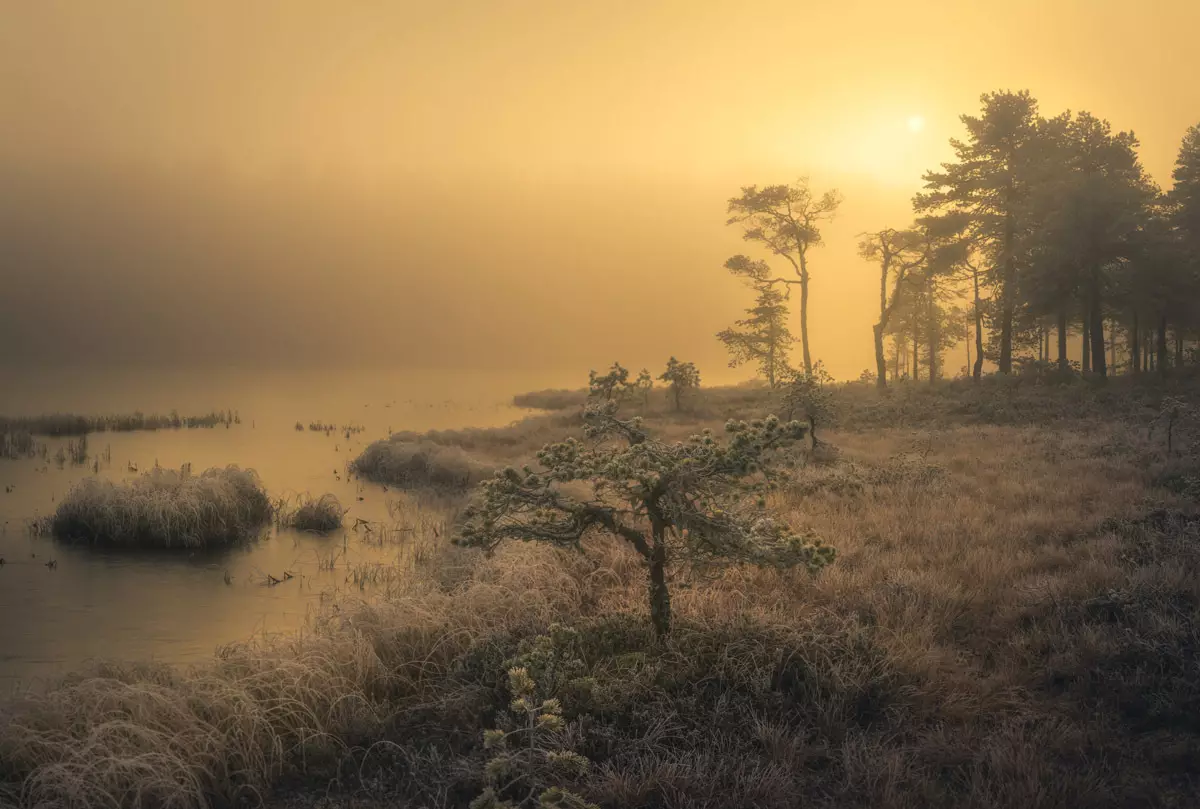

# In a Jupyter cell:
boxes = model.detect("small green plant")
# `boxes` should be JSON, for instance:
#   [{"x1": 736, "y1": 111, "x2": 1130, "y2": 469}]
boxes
[
  {"x1": 471, "y1": 643, "x2": 597, "y2": 809},
  {"x1": 658, "y1": 356, "x2": 701, "y2": 411},
  {"x1": 457, "y1": 399, "x2": 834, "y2": 637}
]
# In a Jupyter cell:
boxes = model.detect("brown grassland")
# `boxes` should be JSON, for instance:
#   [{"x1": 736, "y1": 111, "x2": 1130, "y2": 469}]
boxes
[{"x1": 2, "y1": 375, "x2": 1199, "y2": 808}]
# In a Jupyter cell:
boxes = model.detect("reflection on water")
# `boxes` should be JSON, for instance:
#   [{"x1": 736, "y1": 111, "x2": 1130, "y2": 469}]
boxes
[{"x1": 0, "y1": 367, "x2": 564, "y2": 687}]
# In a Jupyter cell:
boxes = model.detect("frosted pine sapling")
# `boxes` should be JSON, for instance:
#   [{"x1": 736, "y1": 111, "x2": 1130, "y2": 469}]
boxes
[
  {"x1": 456, "y1": 401, "x2": 834, "y2": 637},
  {"x1": 471, "y1": 662, "x2": 596, "y2": 809},
  {"x1": 658, "y1": 357, "x2": 701, "y2": 411},
  {"x1": 780, "y1": 361, "x2": 835, "y2": 446}
]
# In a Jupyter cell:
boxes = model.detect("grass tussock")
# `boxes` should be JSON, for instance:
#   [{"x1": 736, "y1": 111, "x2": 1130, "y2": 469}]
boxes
[
  {"x1": 0, "y1": 410, "x2": 240, "y2": 437},
  {"x1": 6, "y1": 390, "x2": 1200, "y2": 808},
  {"x1": 278, "y1": 493, "x2": 345, "y2": 533},
  {"x1": 40, "y1": 465, "x2": 273, "y2": 549},
  {"x1": 351, "y1": 439, "x2": 497, "y2": 492}
]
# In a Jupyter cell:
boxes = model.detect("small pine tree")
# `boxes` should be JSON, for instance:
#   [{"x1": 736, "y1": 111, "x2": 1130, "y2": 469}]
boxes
[
  {"x1": 457, "y1": 399, "x2": 834, "y2": 637},
  {"x1": 717, "y1": 257, "x2": 795, "y2": 386},
  {"x1": 658, "y1": 357, "x2": 701, "y2": 411},
  {"x1": 780, "y1": 361, "x2": 835, "y2": 445},
  {"x1": 587, "y1": 363, "x2": 630, "y2": 402},
  {"x1": 471, "y1": 660, "x2": 597, "y2": 809}
]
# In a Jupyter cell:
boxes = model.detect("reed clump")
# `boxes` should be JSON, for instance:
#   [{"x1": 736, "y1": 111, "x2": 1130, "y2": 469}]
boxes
[
  {"x1": 40, "y1": 465, "x2": 272, "y2": 549},
  {"x1": 0, "y1": 410, "x2": 239, "y2": 437},
  {"x1": 278, "y1": 493, "x2": 345, "y2": 533},
  {"x1": 0, "y1": 430, "x2": 41, "y2": 460}
]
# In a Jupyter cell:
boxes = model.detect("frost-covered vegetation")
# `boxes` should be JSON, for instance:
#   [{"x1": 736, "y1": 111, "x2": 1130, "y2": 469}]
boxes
[
  {"x1": 277, "y1": 493, "x2": 345, "y2": 533},
  {"x1": 352, "y1": 438, "x2": 495, "y2": 492},
  {"x1": 4, "y1": 380, "x2": 1200, "y2": 808},
  {"x1": 38, "y1": 465, "x2": 272, "y2": 549}
]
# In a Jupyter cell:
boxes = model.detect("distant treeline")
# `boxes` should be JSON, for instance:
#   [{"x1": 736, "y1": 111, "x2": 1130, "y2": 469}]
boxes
[{"x1": 0, "y1": 409, "x2": 240, "y2": 437}]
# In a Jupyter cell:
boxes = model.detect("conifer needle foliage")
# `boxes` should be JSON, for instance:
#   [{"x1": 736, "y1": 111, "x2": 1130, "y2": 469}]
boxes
[{"x1": 456, "y1": 400, "x2": 834, "y2": 636}]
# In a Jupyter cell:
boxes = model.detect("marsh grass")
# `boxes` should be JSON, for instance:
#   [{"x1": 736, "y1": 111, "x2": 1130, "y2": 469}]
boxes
[
  {"x1": 0, "y1": 410, "x2": 240, "y2": 437},
  {"x1": 39, "y1": 465, "x2": 273, "y2": 549},
  {"x1": 351, "y1": 439, "x2": 495, "y2": 492},
  {"x1": 277, "y1": 494, "x2": 346, "y2": 533},
  {"x1": 0, "y1": 430, "x2": 42, "y2": 460},
  {"x1": 4, "y1": 393, "x2": 1200, "y2": 808}
]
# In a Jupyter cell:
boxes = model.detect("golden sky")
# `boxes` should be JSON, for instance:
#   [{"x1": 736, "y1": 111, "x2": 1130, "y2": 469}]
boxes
[{"x1": 2, "y1": 0, "x2": 1198, "y2": 379}]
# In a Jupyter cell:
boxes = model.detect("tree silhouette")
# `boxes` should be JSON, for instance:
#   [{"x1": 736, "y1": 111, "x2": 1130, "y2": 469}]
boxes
[
  {"x1": 858, "y1": 228, "x2": 924, "y2": 388},
  {"x1": 916, "y1": 91, "x2": 1042, "y2": 375},
  {"x1": 717, "y1": 256, "x2": 796, "y2": 387},
  {"x1": 658, "y1": 357, "x2": 701, "y2": 411},
  {"x1": 727, "y1": 180, "x2": 843, "y2": 375}
]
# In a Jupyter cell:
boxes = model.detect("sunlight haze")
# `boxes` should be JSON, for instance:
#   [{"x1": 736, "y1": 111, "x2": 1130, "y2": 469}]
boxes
[{"x1": 2, "y1": 0, "x2": 1197, "y2": 379}]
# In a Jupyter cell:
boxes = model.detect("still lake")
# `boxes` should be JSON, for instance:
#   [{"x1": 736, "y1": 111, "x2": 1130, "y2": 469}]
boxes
[{"x1": 0, "y1": 367, "x2": 565, "y2": 688}]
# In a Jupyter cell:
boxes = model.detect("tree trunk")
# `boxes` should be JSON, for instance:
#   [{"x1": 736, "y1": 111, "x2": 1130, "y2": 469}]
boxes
[
  {"x1": 798, "y1": 254, "x2": 812, "y2": 376},
  {"x1": 999, "y1": 206, "x2": 1015, "y2": 374},
  {"x1": 1082, "y1": 312, "x2": 1091, "y2": 374},
  {"x1": 912, "y1": 323, "x2": 920, "y2": 382},
  {"x1": 966, "y1": 321, "x2": 972, "y2": 377},
  {"x1": 1158, "y1": 316, "x2": 1169, "y2": 378},
  {"x1": 766, "y1": 323, "x2": 777, "y2": 388},
  {"x1": 1057, "y1": 306, "x2": 1068, "y2": 370},
  {"x1": 1089, "y1": 270, "x2": 1107, "y2": 379},
  {"x1": 928, "y1": 278, "x2": 939, "y2": 384},
  {"x1": 1131, "y1": 313, "x2": 1141, "y2": 373},
  {"x1": 648, "y1": 528, "x2": 671, "y2": 638},
  {"x1": 873, "y1": 323, "x2": 888, "y2": 390},
  {"x1": 1176, "y1": 330, "x2": 1185, "y2": 369},
  {"x1": 972, "y1": 267, "x2": 984, "y2": 380},
  {"x1": 672, "y1": 385, "x2": 681, "y2": 411}
]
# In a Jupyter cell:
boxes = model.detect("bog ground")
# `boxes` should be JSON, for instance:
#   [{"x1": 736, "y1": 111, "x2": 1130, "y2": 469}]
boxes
[{"x1": 2, "y1": 377, "x2": 1199, "y2": 809}]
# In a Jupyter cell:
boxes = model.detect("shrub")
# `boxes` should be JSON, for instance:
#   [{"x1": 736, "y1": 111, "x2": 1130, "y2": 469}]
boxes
[{"x1": 42, "y1": 465, "x2": 273, "y2": 549}]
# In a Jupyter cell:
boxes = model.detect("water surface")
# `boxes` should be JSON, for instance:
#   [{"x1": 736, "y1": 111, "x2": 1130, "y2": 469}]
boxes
[{"x1": 0, "y1": 367, "x2": 563, "y2": 687}]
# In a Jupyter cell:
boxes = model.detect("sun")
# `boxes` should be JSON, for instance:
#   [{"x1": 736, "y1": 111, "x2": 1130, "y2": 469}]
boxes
[{"x1": 907, "y1": 115, "x2": 926, "y2": 133}]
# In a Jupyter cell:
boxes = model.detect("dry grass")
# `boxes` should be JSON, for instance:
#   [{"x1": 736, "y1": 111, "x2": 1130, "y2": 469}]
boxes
[
  {"x1": 351, "y1": 440, "x2": 496, "y2": 492},
  {"x1": 278, "y1": 494, "x2": 346, "y2": 533},
  {"x1": 40, "y1": 465, "x2": 273, "y2": 549},
  {"x1": 0, "y1": 429, "x2": 42, "y2": 460},
  {"x1": 4, "y1": 388, "x2": 1200, "y2": 808}
]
